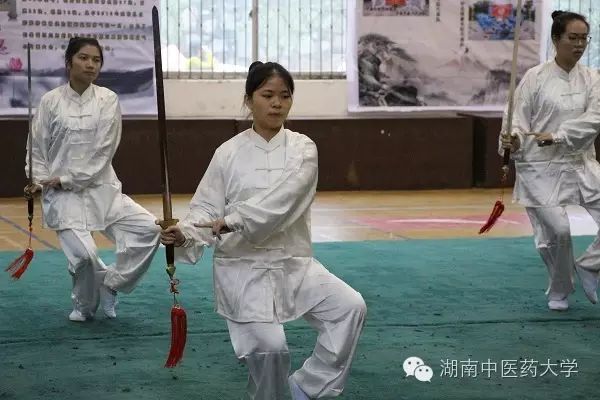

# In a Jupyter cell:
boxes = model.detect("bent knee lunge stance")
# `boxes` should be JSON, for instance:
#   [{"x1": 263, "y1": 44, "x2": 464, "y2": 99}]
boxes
[
  {"x1": 26, "y1": 37, "x2": 160, "y2": 321},
  {"x1": 159, "y1": 62, "x2": 366, "y2": 399}
]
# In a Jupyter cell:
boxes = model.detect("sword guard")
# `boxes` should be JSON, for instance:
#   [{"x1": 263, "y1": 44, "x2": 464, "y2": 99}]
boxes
[{"x1": 158, "y1": 218, "x2": 179, "y2": 230}]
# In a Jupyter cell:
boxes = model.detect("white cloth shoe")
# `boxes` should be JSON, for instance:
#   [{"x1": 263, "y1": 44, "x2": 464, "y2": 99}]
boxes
[
  {"x1": 100, "y1": 285, "x2": 118, "y2": 318},
  {"x1": 548, "y1": 299, "x2": 569, "y2": 311},
  {"x1": 69, "y1": 309, "x2": 91, "y2": 322},
  {"x1": 288, "y1": 376, "x2": 311, "y2": 400},
  {"x1": 575, "y1": 265, "x2": 599, "y2": 304}
]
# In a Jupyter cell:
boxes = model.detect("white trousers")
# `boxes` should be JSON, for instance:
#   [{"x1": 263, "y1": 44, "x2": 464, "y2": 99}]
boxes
[
  {"x1": 526, "y1": 205, "x2": 600, "y2": 301},
  {"x1": 226, "y1": 270, "x2": 366, "y2": 400},
  {"x1": 56, "y1": 201, "x2": 160, "y2": 316}
]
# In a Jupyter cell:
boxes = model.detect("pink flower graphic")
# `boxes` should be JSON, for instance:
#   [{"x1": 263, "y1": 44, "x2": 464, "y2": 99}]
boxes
[{"x1": 9, "y1": 57, "x2": 23, "y2": 72}]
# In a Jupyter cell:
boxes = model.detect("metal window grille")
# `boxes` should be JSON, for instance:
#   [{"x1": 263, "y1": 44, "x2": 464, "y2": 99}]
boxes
[{"x1": 160, "y1": 0, "x2": 347, "y2": 79}]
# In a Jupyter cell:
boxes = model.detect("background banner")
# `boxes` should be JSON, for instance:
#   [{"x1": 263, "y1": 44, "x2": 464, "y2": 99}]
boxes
[
  {"x1": 347, "y1": 0, "x2": 544, "y2": 112},
  {"x1": 0, "y1": 0, "x2": 157, "y2": 116}
]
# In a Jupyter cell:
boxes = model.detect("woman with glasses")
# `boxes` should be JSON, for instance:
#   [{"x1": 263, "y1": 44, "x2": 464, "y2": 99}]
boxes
[{"x1": 501, "y1": 10, "x2": 600, "y2": 311}]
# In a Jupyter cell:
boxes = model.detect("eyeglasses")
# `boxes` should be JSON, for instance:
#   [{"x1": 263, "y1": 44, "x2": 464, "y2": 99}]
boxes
[{"x1": 562, "y1": 34, "x2": 592, "y2": 45}]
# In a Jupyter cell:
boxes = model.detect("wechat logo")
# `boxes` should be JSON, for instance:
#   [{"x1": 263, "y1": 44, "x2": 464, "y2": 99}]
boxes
[{"x1": 403, "y1": 356, "x2": 434, "y2": 382}]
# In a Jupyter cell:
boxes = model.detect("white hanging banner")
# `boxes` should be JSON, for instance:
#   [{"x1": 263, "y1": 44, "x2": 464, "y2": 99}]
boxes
[
  {"x1": 0, "y1": 0, "x2": 157, "y2": 116},
  {"x1": 347, "y1": 0, "x2": 546, "y2": 112}
]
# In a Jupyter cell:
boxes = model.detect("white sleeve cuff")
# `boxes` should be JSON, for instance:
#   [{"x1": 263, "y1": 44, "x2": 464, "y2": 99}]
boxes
[
  {"x1": 224, "y1": 212, "x2": 244, "y2": 232},
  {"x1": 60, "y1": 175, "x2": 73, "y2": 190}
]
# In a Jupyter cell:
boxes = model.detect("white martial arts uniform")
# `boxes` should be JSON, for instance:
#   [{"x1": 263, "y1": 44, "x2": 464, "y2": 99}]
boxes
[
  {"x1": 175, "y1": 127, "x2": 366, "y2": 399},
  {"x1": 27, "y1": 84, "x2": 160, "y2": 317},
  {"x1": 500, "y1": 60, "x2": 600, "y2": 301}
]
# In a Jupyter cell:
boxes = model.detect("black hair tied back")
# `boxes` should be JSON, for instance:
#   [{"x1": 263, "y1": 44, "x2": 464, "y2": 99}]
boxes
[
  {"x1": 551, "y1": 10, "x2": 564, "y2": 20},
  {"x1": 244, "y1": 61, "x2": 295, "y2": 98},
  {"x1": 248, "y1": 61, "x2": 263, "y2": 73},
  {"x1": 550, "y1": 10, "x2": 589, "y2": 39}
]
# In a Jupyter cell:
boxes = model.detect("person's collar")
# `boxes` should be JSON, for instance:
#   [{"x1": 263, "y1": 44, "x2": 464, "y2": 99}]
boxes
[{"x1": 249, "y1": 125, "x2": 285, "y2": 151}]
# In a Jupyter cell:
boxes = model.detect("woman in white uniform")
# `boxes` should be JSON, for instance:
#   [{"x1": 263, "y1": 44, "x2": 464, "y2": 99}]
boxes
[
  {"x1": 25, "y1": 37, "x2": 160, "y2": 321},
  {"x1": 501, "y1": 11, "x2": 600, "y2": 311},
  {"x1": 159, "y1": 62, "x2": 367, "y2": 399}
]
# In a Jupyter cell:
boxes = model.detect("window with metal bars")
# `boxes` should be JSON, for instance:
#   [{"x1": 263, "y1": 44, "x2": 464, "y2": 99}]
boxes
[
  {"x1": 159, "y1": 0, "x2": 347, "y2": 79},
  {"x1": 548, "y1": 0, "x2": 599, "y2": 68}
]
